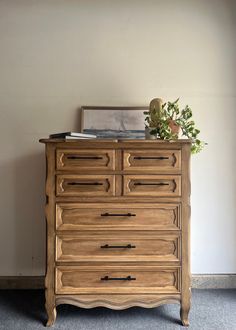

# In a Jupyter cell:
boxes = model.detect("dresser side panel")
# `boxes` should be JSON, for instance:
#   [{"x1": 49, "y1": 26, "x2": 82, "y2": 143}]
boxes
[
  {"x1": 180, "y1": 143, "x2": 191, "y2": 324},
  {"x1": 45, "y1": 143, "x2": 57, "y2": 325}
]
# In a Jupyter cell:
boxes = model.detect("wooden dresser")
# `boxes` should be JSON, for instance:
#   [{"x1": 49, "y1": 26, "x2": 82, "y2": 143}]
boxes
[{"x1": 40, "y1": 139, "x2": 191, "y2": 327}]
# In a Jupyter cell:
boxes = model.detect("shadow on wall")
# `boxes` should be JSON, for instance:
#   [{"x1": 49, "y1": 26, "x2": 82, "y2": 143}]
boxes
[
  {"x1": 0, "y1": 107, "x2": 82, "y2": 276},
  {"x1": 13, "y1": 149, "x2": 46, "y2": 275}
]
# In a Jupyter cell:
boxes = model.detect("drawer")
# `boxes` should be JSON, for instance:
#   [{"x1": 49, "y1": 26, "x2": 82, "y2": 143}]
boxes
[
  {"x1": 123, "y1": 149, "x2": 181, "y2": 172},
  {"x1": 56, "y1": 175, "x2": 115, "y2": 197},
  {"x1": 56, "y1": 149, "x2": 115, "y2": 171},
  {"x1": 56, "y1": 203, "x2": 181, "y2": 231},
  {"x1": 55, "y1": 266, "x2": 180, "y2": 294},
  {"x1": 123, "y1": 175, "x2": 181, "y2": 197},
  {"x1": 55, "y1": 233, "x2": 180, "y2": 262}
]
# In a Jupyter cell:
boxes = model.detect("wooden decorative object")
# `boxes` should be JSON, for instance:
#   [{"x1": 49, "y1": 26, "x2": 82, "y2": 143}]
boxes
[{"x1": 39, "y1": 138, "x2": 191, "y2": 327}]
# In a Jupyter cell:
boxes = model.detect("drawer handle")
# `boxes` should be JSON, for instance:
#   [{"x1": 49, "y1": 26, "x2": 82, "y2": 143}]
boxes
[
  {"x1": 101, "y1": 213, "x2": 136, "y2": 217},
  {"x1": 67, "y1": 182, "x2": 103, "y2": 186},
  {"x1": 67, "y1": 156, "x2": 103, "y2": 160},
  {"x1": 100, "y1": 244, "x2": 136, "y2": 249},
  {"x1": 134, "y1": 156, "x2": 169, "y2": 160},
  {"x1": 134, "y1": 182, "x2": 169, "y2": 186},
  {"x1": 101, "y1": 275, "x2": 136, "y2": 281}
]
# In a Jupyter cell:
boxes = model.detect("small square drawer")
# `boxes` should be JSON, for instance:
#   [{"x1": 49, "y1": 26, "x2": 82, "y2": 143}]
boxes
[
  {"x1": 56, "y1": 149, "x2": 115, "y2": 171},
  {"x1": 55, "y1": 233, "x2": 180, "y2": 263},
  {"x1": 123, "y1": 175, "x2": 181, "y2": 197},
  {"x1": 55, "y1": 266, "x2": 180, "y2": 294},
  {"x1": 56, "y1": 175, "x2": 115, "y2": 197},
  {"x1": 123, "y1": 149, "x2": 181, "y2": 172}
]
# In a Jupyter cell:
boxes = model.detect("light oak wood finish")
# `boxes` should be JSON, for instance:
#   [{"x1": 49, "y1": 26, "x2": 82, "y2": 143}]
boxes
[
  {"x1": 55, "y1": 265, "x2": 180, "y2": 294},
  {"x1": 56, "y1": 149, "x2": 115, "y2": 171},
  {"x1": 44, "y1": 143, "x2": 57, "y2": 327},
  {"x1": 56, "y1": 203, "x2": 181, "y2": 231},
  {"x1": 123, "y1": 149, "x2": 181, "y2": 172},
  {"x1": 56, "y1": 294, "x2": 181, "y2": 310},
  {"x1": 123, "y1": 175, "x2": 181, "y2": 197},
  {"x1": 180, "y1": 143, "x2": 191, "y2": 326},
  {"x1": 56, "y1": 174, "x2": 115, "y2": 197},
  {"x1": 55, "y1": 232, "x2": 180, "y2": 263},
  {"x1": 40, "y1": 139, "x2": 191, "y2": 326}
]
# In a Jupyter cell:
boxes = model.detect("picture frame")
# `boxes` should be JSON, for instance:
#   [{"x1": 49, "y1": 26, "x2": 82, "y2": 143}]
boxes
[{"x1": 80, "y1": 106, "x2": 148, "y2": 139}]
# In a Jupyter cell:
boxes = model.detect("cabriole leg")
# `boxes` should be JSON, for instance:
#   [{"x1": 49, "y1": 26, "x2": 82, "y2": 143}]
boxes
[
  {"x1": 45, "y1": 302, "x2": 56, "y2": 327},
  {"x1": 180, "y1": 305, "x2": 190, "y2": 326}
]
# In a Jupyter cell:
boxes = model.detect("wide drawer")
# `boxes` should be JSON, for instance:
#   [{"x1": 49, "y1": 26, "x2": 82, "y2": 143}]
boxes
[
  {"x1": 56, "y1": 175, "x2": 115, "y2": 197},
  {"x1": 56, "y1": 149, "x2": 115, "y2": 171},
  {"x1": 123, "y1": 175, "x2": 181, "y2": 197},
  {"x1": 56, "y1": 203, "x2": 181, "y2": 231},
  {"x1": 55, "y1": 233, "x2": 180, "y2": 262},
  {"x1": 55, "y1": 266, "x2": 180, "y2": 294},
  {"x1": 123, "y1": 149, "x2": 181, "y2": 172}
]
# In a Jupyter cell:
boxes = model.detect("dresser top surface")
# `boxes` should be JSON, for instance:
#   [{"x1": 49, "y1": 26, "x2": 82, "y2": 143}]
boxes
[{"x1": 39, "y1": 138, "x2": 192, "y2": 146}]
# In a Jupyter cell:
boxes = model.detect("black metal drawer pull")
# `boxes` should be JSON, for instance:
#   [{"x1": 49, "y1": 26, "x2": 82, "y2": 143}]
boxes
[
  {"x1": 67, "y1": 156, "x2": 103, "y2": 160},
  {"x1": 134, "y1": 156, "x2": 169, "y2": 160},
  {"x1": 101, "y1": 275, "x2": 136, "y2": 281},
  {"x1": 101, "y1": 213, "x2": 136, "y2": 217},
  {"x1": 134, "y1": 182, "x2": 169, "y2": 186},
  {"x1": 67, "y1": 182, "x2": 103, "y2": 186},
  {"x1": 100, "y1": 244, "x2": 136, "y2": 249}
]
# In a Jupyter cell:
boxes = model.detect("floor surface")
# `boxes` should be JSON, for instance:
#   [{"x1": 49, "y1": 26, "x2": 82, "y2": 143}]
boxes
[{"x1": 0, "y1": 289, "x2": 235, "y2": 330}]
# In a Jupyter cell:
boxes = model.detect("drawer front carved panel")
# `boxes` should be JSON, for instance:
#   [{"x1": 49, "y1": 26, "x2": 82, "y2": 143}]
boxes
[
  {"x1": 56, "y1": 149, "x2": 115, "y2": 171},
  {"x1": 123, "y1": 149, "x2": 181, "y2": 172},
  {"x1": 56, "y1": 175, "x2": 115, "y2": 197},
  {"x1": 56, "y1": 203, "x2": 181, "y2": 231},
  {"x1": 123, "y1": 175, "x2": 181, "y2": 197},
  {"x1": 55, "y1": 266, "x2": 180, "y2": 294},
  {"x1": 55, "y1": 234, "x2": 180, "y2": 262}
]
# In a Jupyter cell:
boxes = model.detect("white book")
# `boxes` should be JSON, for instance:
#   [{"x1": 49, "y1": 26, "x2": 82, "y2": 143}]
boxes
[
  {"x1": 65, "y1": 135, "x2": 97, "y2": 140},
  {"x1": 50, "y1": 132, "x2": 97, "y2": 139}
]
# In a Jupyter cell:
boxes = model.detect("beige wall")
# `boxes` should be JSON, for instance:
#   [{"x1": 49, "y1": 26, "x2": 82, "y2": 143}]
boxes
[{"x1": 0, "y1": 0, "x2": 235, "y2": 275}]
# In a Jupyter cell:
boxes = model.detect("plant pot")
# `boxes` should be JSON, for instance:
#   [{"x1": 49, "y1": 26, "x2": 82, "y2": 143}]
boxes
[
  {"x1": 168, "y1": 120, "x2": 180, "y2": 136},
  {"x1": 145, "y1": 126, "x2": 157, "y2": 139}
]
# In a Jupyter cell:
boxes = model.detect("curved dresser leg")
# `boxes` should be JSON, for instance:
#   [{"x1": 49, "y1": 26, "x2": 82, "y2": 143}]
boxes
[
  {"x1": 180, "y1": 305, "x2": 190, "y2": 327},
  {"x1": 45, "y1": 303, "x2": 57, "y2": 327}
]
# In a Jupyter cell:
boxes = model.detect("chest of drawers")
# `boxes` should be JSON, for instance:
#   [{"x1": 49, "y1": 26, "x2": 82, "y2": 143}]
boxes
[{"x1": 40, "y1": 139, "x2": 191, "y2": 327}]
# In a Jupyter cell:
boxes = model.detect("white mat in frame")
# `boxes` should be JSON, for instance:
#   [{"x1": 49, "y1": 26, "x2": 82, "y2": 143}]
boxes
[{"x1": 80, "y1": 106, "x2": 148, "y2": 139}]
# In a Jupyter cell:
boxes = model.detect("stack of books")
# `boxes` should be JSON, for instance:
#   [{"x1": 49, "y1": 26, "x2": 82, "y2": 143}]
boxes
[{"x1": 49, "y1": 132, "x2": 97, "y2": 140}]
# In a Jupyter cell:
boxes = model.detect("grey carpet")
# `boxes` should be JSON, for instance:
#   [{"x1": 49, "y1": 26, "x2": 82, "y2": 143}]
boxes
[{"x1": 0, "y1": 289, "x2": 235, "y2": 330}]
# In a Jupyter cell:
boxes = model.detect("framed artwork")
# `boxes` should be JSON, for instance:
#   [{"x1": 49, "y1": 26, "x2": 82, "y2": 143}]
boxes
[{"x1": 80, "y1": 106, "x2": 148, "y2": 139}]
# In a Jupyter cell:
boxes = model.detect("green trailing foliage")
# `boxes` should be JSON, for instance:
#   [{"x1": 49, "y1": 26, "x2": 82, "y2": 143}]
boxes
[{"x1": 144, "y1": 98, "x2": 205, "y2": 154}]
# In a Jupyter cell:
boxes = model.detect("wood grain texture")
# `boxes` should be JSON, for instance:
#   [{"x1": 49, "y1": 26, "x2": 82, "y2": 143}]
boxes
[
  {"x1": 55, "y1": 203, "x2": 181, "y2": 231},
  {"x1": 56, "y1": 149, "x2": 115, "y2": 171},
  {"x1": 40, "y1": 139, "x2": 191, "y2": 146},
  {"x1": 180, "y1": 143, "x2": 191, "y2": 326},
  {"x1": 55, "y1": 265, "x2": 180, "y2": 294},
  {"x1": 55, "y1": 232, "x2": 180, "y2": 263},
  {"x1": 123, "y1": 149, "x2": 181, "y2": 173},
  {"x1": 123, "y1": 175, "x2": 181, "y2": 197},
  {"x1": 56, "y1": 294, "x2": 181, "y2": 310},
  {"x1": 40, "y1": 139, "x2": 191, "y2": 326},
  {"x1": 55, "y1": 196, "x2": 183, "y2": 203},
  {"x1": 44, "y1": 144, "x2": 56, "y2": 327},
  {"x1": 56, "y1": 174, "x2": 115, "y2": 197}
]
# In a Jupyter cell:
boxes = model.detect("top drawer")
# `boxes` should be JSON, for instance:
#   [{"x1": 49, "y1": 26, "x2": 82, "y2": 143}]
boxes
[
  {"x1": 56, "y1": 149, "x2": 115, "y2": 171},
  {"x1": 123, "y1": 149, "x2": 181, "y2": 172}
]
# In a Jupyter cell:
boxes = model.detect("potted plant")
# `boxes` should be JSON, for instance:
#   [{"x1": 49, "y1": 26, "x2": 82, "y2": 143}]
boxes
[
  {"x1": 144, "y1": 98, "x2": 163, "y2": 139},
  {"x1": 144, "y1": 98, "x2": 205, "y2": 154}
]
